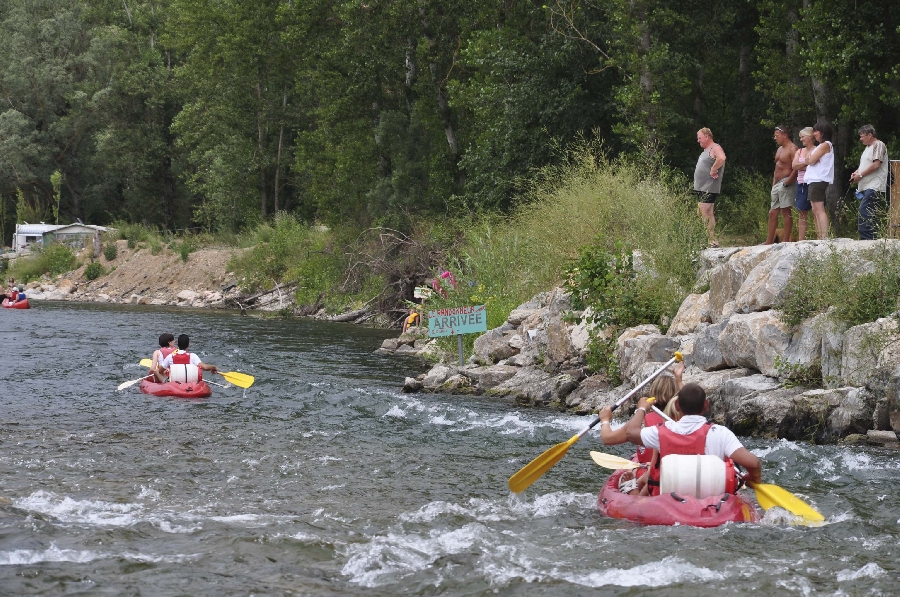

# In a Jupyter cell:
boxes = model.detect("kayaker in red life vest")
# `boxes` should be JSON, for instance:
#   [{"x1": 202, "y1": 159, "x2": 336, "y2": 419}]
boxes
[
  {"x1": 150, "y1": 333, "x2": 177, "y2": 383},
  {"x1": 159, "y1": 334, "x2": 219, "y2": 380},
  {"x1": 624, "y1": 383, "x2": 762, "y2": 496}
]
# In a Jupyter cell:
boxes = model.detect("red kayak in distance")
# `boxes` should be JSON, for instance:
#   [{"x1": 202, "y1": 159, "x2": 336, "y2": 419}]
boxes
[
  {"x1": 2, "y1": 298, "x2": 30, "y2": 309},
  {"x1": 597, "y1": 469, "x2": 759, "y2": 528},
  {"x1": 139, "y1": 376, "x2": 212, "y2": 398}
]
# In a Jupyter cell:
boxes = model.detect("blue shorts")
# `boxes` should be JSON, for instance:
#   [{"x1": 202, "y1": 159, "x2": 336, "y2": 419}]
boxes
[{"x1": 795, "y1": 183, "x2": 811, "y2": 211}]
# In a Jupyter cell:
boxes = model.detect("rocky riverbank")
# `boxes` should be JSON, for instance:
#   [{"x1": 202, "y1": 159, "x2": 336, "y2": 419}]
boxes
[{"x1": 396, "y1": 239, "x2": 900, "y2": 447}]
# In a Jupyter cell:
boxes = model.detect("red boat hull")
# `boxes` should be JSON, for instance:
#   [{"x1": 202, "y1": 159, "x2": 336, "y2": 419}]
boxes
[
  {"x1": 2, "y1": 298, "x2": 30, "y2": 309},
  {"x1": 598, "y1": 469, "x2": 758, "y2": 527},
  {"x1": 139, "y1": 376, "x2": 212, "y2": 398}
]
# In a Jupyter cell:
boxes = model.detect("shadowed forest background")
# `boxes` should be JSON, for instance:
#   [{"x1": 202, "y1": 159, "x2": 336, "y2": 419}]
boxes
[{"x1": 1, "y1": 0, "x2": 898, "y2": 238}]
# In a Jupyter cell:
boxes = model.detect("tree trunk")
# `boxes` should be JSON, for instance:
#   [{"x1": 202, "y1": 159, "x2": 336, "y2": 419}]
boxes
[
  {"x1": 274, "y1": 89, "x2": 287, "y2": 213},
  {"x1": 62, "y1": 169, "x2": 82, "y2": 222},
  {"x1": 418, "y1": 2, "x2": 460, "y2": 158},
  {"x1": 257, "y1": 81, "x2": 267, "y2": 219}
]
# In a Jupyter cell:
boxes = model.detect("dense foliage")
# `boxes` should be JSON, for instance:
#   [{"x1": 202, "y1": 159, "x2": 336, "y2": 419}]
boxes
[{"x1": 2, "y1": 0, "x2": 898, "y2": 246}]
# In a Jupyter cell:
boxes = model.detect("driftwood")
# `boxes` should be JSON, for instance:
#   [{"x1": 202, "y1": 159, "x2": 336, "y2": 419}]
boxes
[{"x1": 329, "y1": 306, "x2": 369, "y2": 322}]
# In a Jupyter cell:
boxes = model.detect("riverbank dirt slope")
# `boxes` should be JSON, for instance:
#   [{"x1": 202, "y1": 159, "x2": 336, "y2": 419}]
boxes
[{"x1": 28, "y1": 240, "x2": 246, "y2": 308}]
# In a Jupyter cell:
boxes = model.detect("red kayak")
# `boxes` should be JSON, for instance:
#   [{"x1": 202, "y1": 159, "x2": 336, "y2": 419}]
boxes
[
  {"x1": 597, "y1": 469, "x2": 758, "y2": 527},
  {"x1": 139, "y1": 376, "x2": 212, "y2": 398},
  {"x1": 2, "y1": 298, "x2": 30, "y2": 309}
]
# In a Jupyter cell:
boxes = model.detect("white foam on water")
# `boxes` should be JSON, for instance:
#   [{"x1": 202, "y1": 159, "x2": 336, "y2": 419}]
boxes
[
  {"x1": 382, "y1": 405, "x2": 406, "y2": 418},
  {"x1": 837, "y1": 562, "x2": 887, "y2": 581},
  {"x1": 16, "y1": 491, "x2": 144, "y2": 527},
  {"x1": 341, "y1": 522, "x2": 486, "y2": 587},
  {"x1": 155, "y1": 520, "x2": 202, "y2": 534},
  {"x1": 137, "y1": 485, "x2": 159, "y2": 501},
  {"x1": 429, "y1": 415, "x2": 455, "y2": 426},
  {"x1": 0, "y1": 544, "x2": 196, "y2": 566},
  {"x1": 0, "y1": 544, "x2": 99, "y2": 565},
  {"x1": 508, "y1": 491, "x2": 597, "y2": 519},
  {"x1": 551, "y1": 555, "x2": 726, "y2": 588},
  {"x1": 400, "y1": 492, "x2": 595, "y2": 526},
  {"x1": 319, "y1": 484, "x2": 346, "y2": 491},
  {"x1": 776, "y1": 576, "x2": 814, "y2": 596}
]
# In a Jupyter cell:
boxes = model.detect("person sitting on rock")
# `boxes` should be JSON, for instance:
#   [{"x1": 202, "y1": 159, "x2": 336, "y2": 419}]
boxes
[
  {"x1": 159, "y1": 334, "x2": 219, "y2": 383},
  {"x1": 150, "y1": 333, "x2": 177, "y2": 383},
  {"x1": 624, "y1": 383, "x2": 762, "y2": 497},
  {"x1": 401, "y1": 307, "x2": 421, "y2": 334}
]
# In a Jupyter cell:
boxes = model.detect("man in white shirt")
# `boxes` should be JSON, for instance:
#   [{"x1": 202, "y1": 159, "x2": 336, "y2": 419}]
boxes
[
  {"x1": 160, "y1": 334, "x2": 219, "y2": 380},
  {"x1": 625, "y1": 383, "x2": 762, "y2": 490},
  {"x1": 850, "y1": 125, "x2": 889, "y2": 240}
]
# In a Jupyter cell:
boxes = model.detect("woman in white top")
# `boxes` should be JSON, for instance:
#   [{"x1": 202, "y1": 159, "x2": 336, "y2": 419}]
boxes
[
  {"x1": 791, "y1": 127, "x2": 816, "y2": 240},
  {"x1": 803, "y1": 121, "x2": 834, "y2": 239}
]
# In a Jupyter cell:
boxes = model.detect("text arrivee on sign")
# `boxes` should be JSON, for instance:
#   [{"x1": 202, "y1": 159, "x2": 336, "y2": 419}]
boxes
[{"x1": 427, "y1": 305, "x2": 487, "y2": 338}]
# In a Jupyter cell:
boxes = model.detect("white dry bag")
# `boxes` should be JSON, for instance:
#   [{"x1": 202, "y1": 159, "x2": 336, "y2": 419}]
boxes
[
  {"x1": 659, "y1": 454, "x2": 726, "y2": 498},
  {"x1": 169, "y1": 363, "x2": 200, "y2": 383}
]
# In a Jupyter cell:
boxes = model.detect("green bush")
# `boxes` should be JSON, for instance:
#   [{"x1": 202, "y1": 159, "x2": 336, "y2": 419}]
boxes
[
  {"x1": 778, "y1": 243, "x2": 900, "y2": 328},
  {"x1": 84, "y1": 261, "x2": 105, "y2": 280},
  {"x1": 564, "y1": 242, "x2": 682, "y2": 382},
  {"x1": 103, "y1": 243, "x2": 118, "y2": 261},
  {"x1": 7, "y1": 244, "x2": 77, "y2": 282}
]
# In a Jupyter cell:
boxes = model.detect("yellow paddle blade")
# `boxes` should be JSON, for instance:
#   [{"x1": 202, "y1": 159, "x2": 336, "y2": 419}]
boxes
[
  {"x1": 140, "y1": 358, "x2": 153, "y2": 368},
  {"x1": 748, "y1": 481, "x2": 824, "y2": 523},
  {"x1": 589, "y1": 451, "x2": 642, "y2": 470},
  {"x1": 220, "y1": 371, "x2": 254, "y2": 389},
  {"x1": 508, "y1": 435, "x2": 579, "y2": 493}
]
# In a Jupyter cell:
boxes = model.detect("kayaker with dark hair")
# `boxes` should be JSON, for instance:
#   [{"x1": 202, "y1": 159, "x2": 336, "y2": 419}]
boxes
[
  {"x1": 150, "y1": 333, "x2": 177, "y2": 383},
  {"x1": 625, "y1": 383, "x2": 762, "y2": 496},
  {"x1": 160, "y1": 334, "x2": 219, "y2": 383}
]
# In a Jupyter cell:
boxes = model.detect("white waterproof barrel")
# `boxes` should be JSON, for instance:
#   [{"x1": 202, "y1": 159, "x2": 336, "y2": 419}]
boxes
[
  {"x1": 169, "y1": 364, "x2": 200, "y2": 383},
  {"x1": 659, "y1": 454, "x2": 726, "y2": 498}
]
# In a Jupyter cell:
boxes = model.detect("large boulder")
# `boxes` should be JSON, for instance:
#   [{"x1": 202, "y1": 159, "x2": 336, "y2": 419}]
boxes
[
  {"x1": 463, "y1": 364, "x2": 519, "y2": 391},
  {"x1": 733, "y1": 244, "x2": 807, "y2": 313},
  {"x1": 565, "y1": 375, "x2": 612, "y2": 413},
  {"x1": 486, "y1": 369, "x2": 579, "y2": 407},
  {"x1": 754, "y1": 315, "x2": 793, "y2": 377},
  {"x1": 719, "y1": 311, "x2": 777, "y2": 370},
  {"x1": 617, "y1": 332, "x2": 680, "y2": 382},
  {"x1": 472, "y1": 328, "x2": 519, "y2": 364},
  {"x1": 423, "y1": 365, "x2": 454, "y2": 389},
  {"x1": 708, "y1": 246, "x2": 776, "y2": 319},
  {"x1": 821, "y1": 314, "x2": 850, "y2": 389},
  {"x1": 694, "y1": 320, "x2": 729, "y2": 371},
  {"x1": 708, "y1": 374, "x2": 781, "y2": 425},
  {"x1": 545, "y1": 316, "x2": 576, "y2": 369},
  {"x1": 667, "y1": 292, "x2": 712, "y2": 336},
  {"x1": 822, "y1": 387, "x2": 876, "y2": 442},
  {"x1": 841, "y1": 316, "x2": 900, "y2": 387},
  {"x1": 683, "y1": 367, "x2": 754, "y2": 395}
]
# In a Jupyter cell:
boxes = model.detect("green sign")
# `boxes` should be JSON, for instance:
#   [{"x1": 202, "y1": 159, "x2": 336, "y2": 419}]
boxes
[{"x1": 428, "y1": 305, "x2": 487, "y2": 337}]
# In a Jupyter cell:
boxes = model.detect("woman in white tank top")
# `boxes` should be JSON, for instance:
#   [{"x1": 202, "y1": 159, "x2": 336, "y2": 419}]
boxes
[{"x1": 803, "y1": 122, "x2": 834, "y2": 239}]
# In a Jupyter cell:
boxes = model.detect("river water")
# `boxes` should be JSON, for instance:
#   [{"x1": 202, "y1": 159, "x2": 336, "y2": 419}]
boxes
[{"x1": 1, "y1": 303, "x2": 898, "y2": 595}]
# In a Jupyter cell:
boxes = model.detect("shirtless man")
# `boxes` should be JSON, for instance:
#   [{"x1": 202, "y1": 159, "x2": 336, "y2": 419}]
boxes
[{"x1": 764, "y1": 125, "x2": 798, "y2": 244}]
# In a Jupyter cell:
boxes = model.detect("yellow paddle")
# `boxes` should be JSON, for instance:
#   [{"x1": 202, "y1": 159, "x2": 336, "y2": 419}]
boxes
[
  {"x1": 589, "y1": 451, "x2": 642, "y2": 470},
  {"x1": 747, "y1": 481, "x2": 824, "y2": 523},
  {"x1": 137, "y1": 359, "x2": 255, "y2": 388},
  {"x1": 508, "y1": 353, "x2": 682, "y2": 493}
]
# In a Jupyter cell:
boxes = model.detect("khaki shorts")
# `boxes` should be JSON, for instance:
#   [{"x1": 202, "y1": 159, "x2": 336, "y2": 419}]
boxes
[{"x1": 771, "y1": 179, "x2": 794, "y2": 210}]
